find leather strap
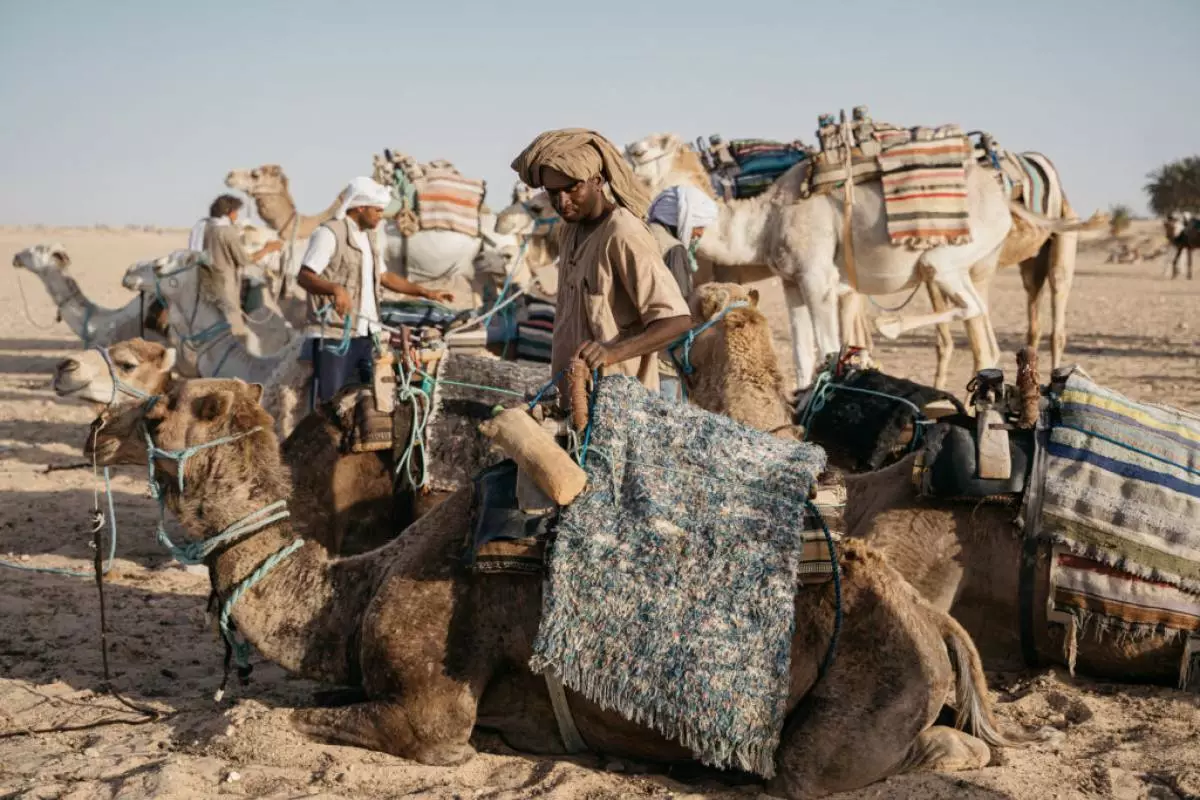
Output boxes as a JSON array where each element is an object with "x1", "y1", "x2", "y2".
[
  {"x1": 1017, "y1": 410, "x2": 1051, "y2": 667},
  {"x1": 543, "y1": 673, "x2": 587, "y2": 754}
]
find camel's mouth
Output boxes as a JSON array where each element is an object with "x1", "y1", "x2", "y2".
[
  {"x1": 83, "y1": 432, "x2": 122, "y2": 465},
  {"x1": 12, "y1": 254, "x2": 27, "y2": 269}
]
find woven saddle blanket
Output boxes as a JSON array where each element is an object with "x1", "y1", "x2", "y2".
[
  {"x1": 414, "y1": 169, "x2": 486, "y2": 238},
  {"x1": 424, "y1": 353, "x2": 550, "y2": 493},
  {"x1": 703, "y1": 137, "x2": 810, "y2": 199},
  {"x1": 1042, "y1": 370, "x2": 1200, "y2": 639},
  {"x1": 530, "y1": 376, "x2": 829, "y2": 778},
  {"x1": 809, "y1": 118, "x2": 973, "y2": 249}
]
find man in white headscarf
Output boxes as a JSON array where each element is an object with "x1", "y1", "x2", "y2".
[
  {"x1": 297, "y1": 176, "x2": 453, "y2": 405},
  {"x1": 647, "y1": 185, "x2": 720, "y2": 298},
  {"x1": 646, "y1": 185, "x2": 720, "y2": 400}
]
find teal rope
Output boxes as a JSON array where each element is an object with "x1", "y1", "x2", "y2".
[
  {"x1": 95, "y1": 346, "x2": 149, "y2": 405},
  {"x1": 576, "y1": 368, "x2": 599, "y2": 466},
  {"x1": 805, "y1": 499, "x2": 842, "y2": 679},
  {"x1": 0, "y1": 468, "x2": 119, "y2": 578},
  {"x1": 219, "y1": 538, "x2": 305, "y2": 669},
  {"x1": 158, "y1": 500, "x2": 291, "y2": 566},
  {"x1": 315, "y1": 303, "x2": 353, "y2": 356},
  {"x1": 667, "y1": 300, "x2": 750, "y2": 377},
  {"x1": 210, "y1": 342, "x2": 239, "y2": 378},
  {"x1": 415, "y1": 369, "x2": 526, "y2": 399},
  {"x1": 798, "y1": 370, "x2": 930, "y2": 452},
  {"x1": 181, "y1": 319, "x2": 232, "y2": 347},
  {"x1": 527, "y1": 368, "x2": 567, "y2": 410},
  {"x1": 394, "y1": 362, "x2": 431, "y2": 491}
]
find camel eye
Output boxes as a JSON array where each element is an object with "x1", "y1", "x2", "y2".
[{"x1": 117, "y1": 361, "x2": 137, "y2": 371}]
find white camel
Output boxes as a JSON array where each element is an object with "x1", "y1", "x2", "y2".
[
  {"x1": 225, "y1": 164, "x2": 518, "y2": 299},
  {"x1": 12, "y1": 244, "x2": 167, "y2": 348},
  {"x1": 625, "y1": 133, "x2": 1084, "y2": 388},
  {"x1": 122, "y1": 250, "x2": 309, "y2": 438}
]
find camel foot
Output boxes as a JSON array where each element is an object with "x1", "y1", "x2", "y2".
[
  {"x1": 292, "y1": 703, "x2": 477, "y2": 765},
  {"x1": 900, "y1": 726, "x2": 991, "y2": 773},
  {"x1": 875, "y1": 315, "x2": 904, "y2": 341}
]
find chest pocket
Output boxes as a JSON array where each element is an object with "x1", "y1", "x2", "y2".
[{"x1": 580, "y1": 271, "x2": 620, "y2": 344}]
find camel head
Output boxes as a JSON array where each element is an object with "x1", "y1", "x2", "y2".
[
  {"x1": 12, "y1": 243, "x2": 71, "y2": 274},
  {"x1": 53, "y1": 338, "x2": 176, "y2": 407},
  {"x1": 510, "y1": 181, "x2": 535, "y2": 205},
  {"x1": 495, "y1": 190, "x2": 558, "y2": 237},
  {"x1": 86, "y1": 378, "x2": 274, "y2": 495},
  {"x1": 225, "y1": 164, "x2": 289, "y2": 197},
  {"x1": 625, "y1": 132, "x2": 686, "y2": 189},
  {"x1": 689, "y1": 281, "x2": 760, "y2": 323}
]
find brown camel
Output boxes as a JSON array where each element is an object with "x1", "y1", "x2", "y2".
[
  {"x1": 86, "y1": 378, "x2": 1030, "y2": 798},
  {"x1": 225, "y1": 165, "x2": 346, "y2": 240},
  {"x1": 682, "y1": 306, "x2": 1190, "y2": 685},
  {"x1": 52, "y1": 338, "x2": 175, "y2": 406}
]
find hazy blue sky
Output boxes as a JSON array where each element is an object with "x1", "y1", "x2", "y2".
[{"x1": 1, "y1": 0, "x2": 1196, "y2": 226}]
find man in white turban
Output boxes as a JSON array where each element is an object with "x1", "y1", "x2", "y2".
[
  {"x1": 297, "y1": 177, "x2": 453, "y2": 405},
  {"x1": 646, "y1": 185, "x2": 720, "y2": 400}
]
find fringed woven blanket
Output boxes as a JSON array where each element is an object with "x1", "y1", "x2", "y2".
[
  {"x1": 531, "y1": 376, "x2": 828, "y2": 778},
  {"x1": 415, "y1": 170, "x2": 486, "y2": 237},
  {"x1": 876, "y1": 125, "x2": 973, "y2": 249},
  {"x1": 424, "y1": 353, "x2": 549, "y2": 492},
  {"x1": 1043, "y1": 370, "x2": 1200, "y2": 646},
  {"x1": 996, "y1": 151, "x2": 1062, "y2": 217}
]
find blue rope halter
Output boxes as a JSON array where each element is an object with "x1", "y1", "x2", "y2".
[
  {"x1": 94, "y1": 345, "x2": 151, "y2": 406},
  {"x1": 666, "y1": 300, "x2": 751, "y2": 388}
]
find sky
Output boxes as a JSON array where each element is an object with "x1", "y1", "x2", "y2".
[{"x1": 1, "y1": 0, "x2": 1197, "y2": 226}]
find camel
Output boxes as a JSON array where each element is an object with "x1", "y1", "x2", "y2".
[
  {"x1": 225, "y1": 164, "x2": 518, "y2": 295},
  {"x1": 12, "y1": 244, "x2": 168, "y2": 348},
  {"x1": 682, "y1": 302, "x2": 1191, "y2": 685},
  {"x1": 122, "y1": 251, "x2": 309, "y2": 438},
  {"x1": 478, "y1": 188, "x2": 561, "y2": 299},
  {"x1": 1164, "y1": 212, "x2": 1198, "y2": 279},
  {"x1": 87, "y1": 376, "x2": 1033, "y2": 798},
  {"x1": 625, "y1": 133, "x2": 1083, "y2": 390},
  {"x1": 52, "y1": 338, "x2": 175, "y2": 406}
]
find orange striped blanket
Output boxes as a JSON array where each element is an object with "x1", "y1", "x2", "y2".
[
  {"x1": 875, "y1": 125, "x2": 973, "y2": 249},
  {"x1": 415, "y1": 169, "x2": 486, "y2": 237}
]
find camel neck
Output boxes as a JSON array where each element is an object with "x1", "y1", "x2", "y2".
[
  {"x1": 698, "y1": 195, "x2": 772, "y2": 267},
  {"x1": 37, "y1": 269, "x2": 140, "y2": 343}
]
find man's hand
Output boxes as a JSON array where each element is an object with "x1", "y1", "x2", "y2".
[
  {"x1": 265, "y1": 240, "x2": 284, "y2": 253},
  {"x1": 422, "y1": 288, "x2": 454, "y2": 304},
  {"x1": 574, "y1": 340, "x2": 613, "y2": 370},
  {"x1": 331, "y1": 286, "x2": 353, "y2": 316}
]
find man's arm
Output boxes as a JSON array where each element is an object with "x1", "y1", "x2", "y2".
[
  {"x1": 296, "y1": 267, "x2": 352, "y2": 316},
  {"x1": 576, "y1": 315, "x2": 693, "y2": 370},
  {"x1": 380, "y1": 272, "x2": 454, "y2": 303},
  {"x1": 249, "y1": 240, "x2": 283, "y2": 262}
]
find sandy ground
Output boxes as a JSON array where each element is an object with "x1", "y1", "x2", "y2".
[{"x1": 1, "y1": 223, "x2": 1198, "y2": 800}]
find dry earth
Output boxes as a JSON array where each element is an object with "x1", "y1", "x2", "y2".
[{"x1": 0, "y1": 223, "x2": 1197, "y2": 800}]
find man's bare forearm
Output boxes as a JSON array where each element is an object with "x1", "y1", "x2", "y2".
[
  {"x1": 296, "y1": 267, "x2": 341, "y2": 297},
  {"x1": 605, "y1": 315, "x2": 693, "y2": 365}
]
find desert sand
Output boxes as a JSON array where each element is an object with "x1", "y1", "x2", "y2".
[{"x1": 1, "y1": 222, "x2": 1198, "y2": 799}]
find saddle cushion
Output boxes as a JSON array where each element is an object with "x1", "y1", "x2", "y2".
[{"x1": 913, "y1": 421, "x2": 1032, "y2": 500}]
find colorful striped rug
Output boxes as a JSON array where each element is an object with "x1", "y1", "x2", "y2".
[
  {"x1": 415, "y1": 169, "x2": 486, "y2": 237},
  {"x1": 1042, "y1": 370, "x2": 1200, "y2": 664},
  {"x1": 876, "y1": 125, "x2": 973, "y2": 248},
  {"x1": 996, "y1": 151, "x2": 1062, "y2": 217}
]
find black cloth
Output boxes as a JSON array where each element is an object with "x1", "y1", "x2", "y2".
[
  {"x1": 663, "y1": 243, "x2": 693, "y2": 300},
  {"x1": 304, "y1": 336, "x2": 375, "y2": 407}
]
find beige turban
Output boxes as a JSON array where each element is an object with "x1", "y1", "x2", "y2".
[{"x1": 511, "y1": 128, "x2": 650, "y2": 219}]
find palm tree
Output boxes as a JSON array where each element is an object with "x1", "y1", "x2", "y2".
[{"x1": 1145, "y1": 156, "x2": 1200, "y2": 216}]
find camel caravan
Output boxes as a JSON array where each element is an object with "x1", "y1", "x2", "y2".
[{"x1": 8, "y1": 109, "x2": 1200, "y2": 799}]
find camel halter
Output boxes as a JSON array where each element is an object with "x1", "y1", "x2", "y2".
[
  {"x1": 137, "y1": 395, "x2": 302, "y2": 688},
  {"x1": 666, "y1": 299, "x2": 751, "y2": 380},
  {"x1": 153, "y1": 257, "x2": 241, "y2": 377},
  {"x1": 94, "y1": 346, "x2": 151, "y2": 406}
]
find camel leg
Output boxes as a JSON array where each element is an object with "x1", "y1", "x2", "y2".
[
  {"x1": 924, "y1": 281, "x2": 954, "y2": 390},
  {"x1": 293, "y1": 693, "x2": 477, "y2": 766},
  {"x1": 1046, "y1": 229, "x2": 1078, "y2": 370},
  {"x1": 795, "y1": 268, "x2": 842, "y2": 367},
  {"x1": 1018, "y1": 254, "x2": 1048, "y2": 352},
  {"x1": 783, "y1": 279, "x2": 818, "y2": 390},
  {"x1": 900, "y1": 726, "x2": 991, "y2": 773}
]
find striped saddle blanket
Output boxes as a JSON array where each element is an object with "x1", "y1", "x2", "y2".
[
  {"x1": 997, "y1": 151, "x2": 1062, "y2": 217},
  {"x1": 414, "y1": 169, "x2": 486, "y2": 237},
  {"x1": 807, "y1": 119, "x2": 972, "y2": 249},
  {"x1": 1042, "y1": 370, "x2": 1200, "y2": 650},
  {"x1": 515, "y1": 299, "x2": 554, "y2": 363},
  {"x1": 875, "y1": 125, "x2": 973, "y2": 248},
  {"x1": 704, "y1": 137, "x2": 809, "y2": 199}
]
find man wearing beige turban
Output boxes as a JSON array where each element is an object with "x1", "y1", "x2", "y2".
[{"x1": 511, "y1": 129, "x2": 692, "y2": 398}]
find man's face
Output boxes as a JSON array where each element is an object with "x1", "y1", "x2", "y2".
[
  {"x1": 228, "y1": 209, "x2": 239, "y2": 224},
  {"x1": 541, "y1": 167, "x2": 602, "y2": 223},
  {"x1": 351, "y1": 206, "x2": 384, "y2": 230}
]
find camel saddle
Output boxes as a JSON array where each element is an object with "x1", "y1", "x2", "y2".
[{"x1": 464, "y1": 459, "x2": 552, "y2": 576}]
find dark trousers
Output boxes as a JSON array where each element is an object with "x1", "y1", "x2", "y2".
[{"x1": 307, "y1": 336, "x2": 375, "y2": 408}]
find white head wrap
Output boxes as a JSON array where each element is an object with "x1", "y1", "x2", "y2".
[
  {"x1": 647, "y1": 185, "x2": 719, "y2": 247},
  {"x1": 335, "y1": 176, "x2": 393, "y2": 220}
]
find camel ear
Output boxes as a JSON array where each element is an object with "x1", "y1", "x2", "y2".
[
  {"x1": 195, "y1": 389, "x2": 235, "y2": 422},
  {"x1": 244, "y1": 383, "x2": 265, "y2": 404},
  {"x1": 748, "y1": 289, "x2": 760, "y2": 307},
  {"x1": 160, "y1": 348, "x2": 177, "y2": 374}
]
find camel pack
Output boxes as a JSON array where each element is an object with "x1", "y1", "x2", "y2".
[
  {"x1": 373, "y1": 149, "x2": 487, "y2": 238},
  {"x1": 837, "y1": 360, "x2": 1200, "y2": 687},
  {"x1": 698, "y1": 135, "x2": 811, "y2": 200}
]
